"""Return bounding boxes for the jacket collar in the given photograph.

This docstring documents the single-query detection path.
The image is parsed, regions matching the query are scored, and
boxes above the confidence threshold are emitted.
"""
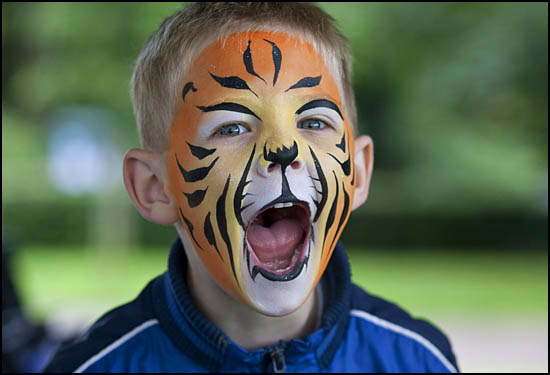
[152,238,352,372]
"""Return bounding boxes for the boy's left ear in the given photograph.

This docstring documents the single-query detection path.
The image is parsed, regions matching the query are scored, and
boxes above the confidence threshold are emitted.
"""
[123,149,180,225]
[351,135,374,211]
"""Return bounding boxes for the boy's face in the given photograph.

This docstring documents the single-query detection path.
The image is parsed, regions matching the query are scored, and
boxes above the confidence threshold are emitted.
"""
[167,31,355,315]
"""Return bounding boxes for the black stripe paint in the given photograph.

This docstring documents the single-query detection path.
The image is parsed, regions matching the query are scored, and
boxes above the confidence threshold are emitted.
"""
[246,242,253,280]
[209,73,257,97]
[296,99,344,120]
[179,208,202,250]
[264,39,281,86]
[252,256,308,282]
[285,76,321,92]
[184,187,208,208]
[204,212,222,261]
[321,172,339,259]
[234,145,257,226]
[216,176,239,288]
[263,141,298,171]
[244,40,266,84]
[328,153,351,176]
[309,147,328,222]
[197,102,261,121]
[336,134,346,152]
[182,82,197,101]
[186,142,216,160]
[176,155,219,183]
[329,180,350,251]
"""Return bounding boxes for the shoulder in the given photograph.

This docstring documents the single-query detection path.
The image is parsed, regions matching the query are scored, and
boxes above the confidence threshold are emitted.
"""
[43,277,163,373]
[345,283,459,373]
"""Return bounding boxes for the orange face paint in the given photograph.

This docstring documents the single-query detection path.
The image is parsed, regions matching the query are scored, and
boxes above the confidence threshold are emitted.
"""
[167,31,355,315]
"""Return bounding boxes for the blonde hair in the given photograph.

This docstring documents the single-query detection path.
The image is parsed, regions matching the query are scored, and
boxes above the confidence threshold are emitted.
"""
[131,2,357,152]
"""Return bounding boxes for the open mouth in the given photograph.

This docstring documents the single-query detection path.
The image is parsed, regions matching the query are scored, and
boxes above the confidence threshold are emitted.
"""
[245,201,310,282]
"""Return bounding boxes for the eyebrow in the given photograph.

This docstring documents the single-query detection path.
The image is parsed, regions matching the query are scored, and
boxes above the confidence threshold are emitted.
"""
[196,102,262,121]
[295,99,344,120]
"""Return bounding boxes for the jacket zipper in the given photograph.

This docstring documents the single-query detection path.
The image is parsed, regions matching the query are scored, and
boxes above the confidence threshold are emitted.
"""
[264,345,287,373]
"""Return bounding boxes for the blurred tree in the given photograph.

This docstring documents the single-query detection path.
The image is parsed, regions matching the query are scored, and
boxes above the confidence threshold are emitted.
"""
[324,2,548,214]
[2,2,548,247]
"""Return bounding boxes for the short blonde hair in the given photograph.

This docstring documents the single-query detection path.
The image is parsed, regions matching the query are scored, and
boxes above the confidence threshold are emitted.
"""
[131,2,357,152]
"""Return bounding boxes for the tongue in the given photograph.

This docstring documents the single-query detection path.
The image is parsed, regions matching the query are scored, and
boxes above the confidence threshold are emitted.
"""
[247,218,304,266]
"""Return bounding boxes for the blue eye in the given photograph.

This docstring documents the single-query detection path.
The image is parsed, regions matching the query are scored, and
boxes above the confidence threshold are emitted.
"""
[218,123,248,136]
[298,119,326,130]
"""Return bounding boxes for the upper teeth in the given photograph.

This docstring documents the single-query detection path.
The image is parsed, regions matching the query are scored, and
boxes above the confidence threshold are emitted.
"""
[274,202,294,209]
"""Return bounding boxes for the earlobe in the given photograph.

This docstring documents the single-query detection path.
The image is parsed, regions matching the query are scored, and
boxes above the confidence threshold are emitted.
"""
[123,148,179,225]
[351,135,374,211]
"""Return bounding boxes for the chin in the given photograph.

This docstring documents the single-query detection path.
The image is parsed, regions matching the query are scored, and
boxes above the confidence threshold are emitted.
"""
[239,260,317,317]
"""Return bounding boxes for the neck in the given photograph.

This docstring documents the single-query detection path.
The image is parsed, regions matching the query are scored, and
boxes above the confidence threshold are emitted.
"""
[179,231,320,351]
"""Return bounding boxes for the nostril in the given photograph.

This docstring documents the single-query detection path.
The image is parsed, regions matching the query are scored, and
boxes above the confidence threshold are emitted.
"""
[267,163,278,173]
[290,160,301,170]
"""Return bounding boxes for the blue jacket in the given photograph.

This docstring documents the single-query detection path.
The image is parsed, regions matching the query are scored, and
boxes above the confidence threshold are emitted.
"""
[44,239,459,373]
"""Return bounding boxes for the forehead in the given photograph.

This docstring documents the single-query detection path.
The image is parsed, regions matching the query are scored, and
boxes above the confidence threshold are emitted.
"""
[181,30,342,104]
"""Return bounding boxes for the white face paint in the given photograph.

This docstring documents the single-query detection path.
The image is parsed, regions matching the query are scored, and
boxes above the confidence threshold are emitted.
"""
[239,149,316,315]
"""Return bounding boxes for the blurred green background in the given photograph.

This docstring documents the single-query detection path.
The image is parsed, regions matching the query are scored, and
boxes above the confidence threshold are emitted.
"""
[2,2,548,372]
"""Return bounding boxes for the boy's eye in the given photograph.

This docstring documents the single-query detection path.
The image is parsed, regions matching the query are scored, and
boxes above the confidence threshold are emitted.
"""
[217,123,248,136]
[298,119,327,130]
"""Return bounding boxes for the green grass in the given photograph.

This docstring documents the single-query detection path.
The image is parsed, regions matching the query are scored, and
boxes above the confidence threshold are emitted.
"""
[12,246,169,320]
[346,248,548,318]
[11,245,548,321]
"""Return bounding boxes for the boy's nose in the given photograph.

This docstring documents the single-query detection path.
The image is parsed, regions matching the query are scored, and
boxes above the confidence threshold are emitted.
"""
[258,141,305,177]
[264,158,304,175]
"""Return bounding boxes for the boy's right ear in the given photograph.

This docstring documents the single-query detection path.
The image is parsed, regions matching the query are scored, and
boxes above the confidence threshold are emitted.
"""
[123,148,180,226]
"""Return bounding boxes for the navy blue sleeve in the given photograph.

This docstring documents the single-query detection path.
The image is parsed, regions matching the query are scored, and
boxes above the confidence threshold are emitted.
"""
[350,283,459,372]
[42,277,159,373]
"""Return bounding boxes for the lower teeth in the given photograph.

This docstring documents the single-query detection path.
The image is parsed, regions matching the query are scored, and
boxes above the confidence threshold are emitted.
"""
[264,245,301,272]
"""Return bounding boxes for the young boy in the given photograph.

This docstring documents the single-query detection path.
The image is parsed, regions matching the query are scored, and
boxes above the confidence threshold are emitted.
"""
[44,3,458,373]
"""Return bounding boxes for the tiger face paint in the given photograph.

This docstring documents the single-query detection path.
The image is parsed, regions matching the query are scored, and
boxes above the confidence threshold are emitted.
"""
[167,31,355,316]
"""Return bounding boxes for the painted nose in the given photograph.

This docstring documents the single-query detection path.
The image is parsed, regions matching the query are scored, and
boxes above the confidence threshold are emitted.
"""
[266,159,303,174]
[259,141,304,176]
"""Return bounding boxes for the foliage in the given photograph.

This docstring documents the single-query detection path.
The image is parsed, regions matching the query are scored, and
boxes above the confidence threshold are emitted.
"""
[324,3,548,214]
[2,3,548,247]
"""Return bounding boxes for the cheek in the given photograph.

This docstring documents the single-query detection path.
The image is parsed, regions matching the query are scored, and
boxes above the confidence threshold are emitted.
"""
[168,152,218,206]
[305,134,355,273]
[166,140,259,300]
[166,152,242,295]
